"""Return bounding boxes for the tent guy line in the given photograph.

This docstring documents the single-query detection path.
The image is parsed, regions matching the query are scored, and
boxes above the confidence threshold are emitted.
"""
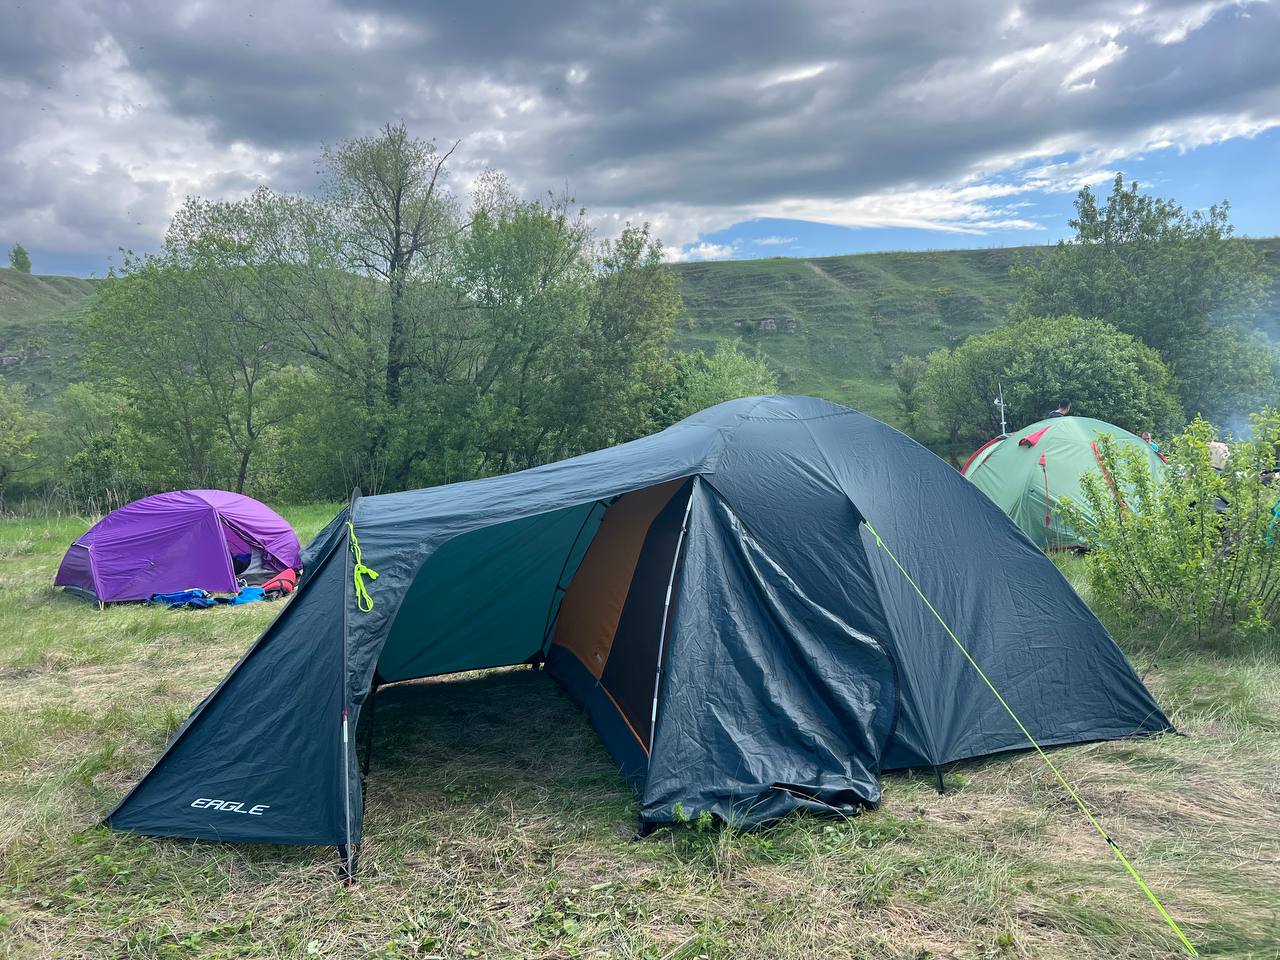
[863,520,1197,956]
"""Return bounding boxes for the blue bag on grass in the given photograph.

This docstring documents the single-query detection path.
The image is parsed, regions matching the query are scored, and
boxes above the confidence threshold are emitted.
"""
[229,586,266,605]
[150,589,217,608]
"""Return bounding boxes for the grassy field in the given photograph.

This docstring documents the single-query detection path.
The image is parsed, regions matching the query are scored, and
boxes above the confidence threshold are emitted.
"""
[1,508,1278,959]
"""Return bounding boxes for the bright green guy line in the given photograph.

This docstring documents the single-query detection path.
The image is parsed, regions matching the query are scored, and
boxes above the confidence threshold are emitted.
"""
[863,521,1198,957]
[346,520,380,613]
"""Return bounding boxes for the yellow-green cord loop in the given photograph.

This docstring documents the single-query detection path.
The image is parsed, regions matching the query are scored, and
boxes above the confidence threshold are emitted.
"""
[864,521,1198,957]
[346,521,379,613]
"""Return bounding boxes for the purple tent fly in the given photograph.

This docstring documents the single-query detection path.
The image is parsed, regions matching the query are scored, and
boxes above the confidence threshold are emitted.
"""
[54,490,301,603]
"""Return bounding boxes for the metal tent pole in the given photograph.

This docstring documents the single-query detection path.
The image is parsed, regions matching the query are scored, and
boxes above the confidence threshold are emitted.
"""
[338,488,361,884]
[646,483,696,756]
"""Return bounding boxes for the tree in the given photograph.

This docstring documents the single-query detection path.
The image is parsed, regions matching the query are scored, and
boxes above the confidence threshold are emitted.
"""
[70,125,689,499]
[658,342,778,425]
[165,188,391,491]
[565,223,683,451]
[1011,173,1273,419]
[83,248,291,493]
[918,347,972,448]
[165,125,468,491]
[0,377,37,498]
[1173,328,1278,432]
[434,203,679,481]
[1066,412,1280,637]
[8,243,31,273]
[435,189,595,479]
[49,384,153,512]
[890,354,928,435]
[917,315,1182,446]
[322,122,461,407]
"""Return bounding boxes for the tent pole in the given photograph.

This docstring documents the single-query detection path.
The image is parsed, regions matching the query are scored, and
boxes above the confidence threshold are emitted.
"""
[362,680,381,781]
[339,487,361,885]
[933,765,945,794]
[538,499,607,659]
[647,484,696,756]
[340,709,355,883]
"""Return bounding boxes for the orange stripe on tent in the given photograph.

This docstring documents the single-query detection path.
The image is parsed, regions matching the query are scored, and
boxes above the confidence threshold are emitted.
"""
[551,479,684,679]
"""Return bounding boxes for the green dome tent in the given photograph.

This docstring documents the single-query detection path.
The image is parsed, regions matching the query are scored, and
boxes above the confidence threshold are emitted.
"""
[961,416,1166,549]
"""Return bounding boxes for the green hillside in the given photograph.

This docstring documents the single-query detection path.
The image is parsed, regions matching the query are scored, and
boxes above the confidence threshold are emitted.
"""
[671,247,1031,418]
[674,237,1280,422]
[0,269,97,405]
[4,237,1279,421]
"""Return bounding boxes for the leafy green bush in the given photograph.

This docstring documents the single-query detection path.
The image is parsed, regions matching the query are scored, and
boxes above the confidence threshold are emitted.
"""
[1067,411,1280,639]
[916,314,1182,447]
[655,342,779,424]
[0,376,37,502]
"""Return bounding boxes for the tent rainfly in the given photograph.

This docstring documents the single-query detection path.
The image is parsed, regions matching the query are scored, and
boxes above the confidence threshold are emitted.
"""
[54,490,301,603]
[105,397,1171,875]
[961,416,1167,549]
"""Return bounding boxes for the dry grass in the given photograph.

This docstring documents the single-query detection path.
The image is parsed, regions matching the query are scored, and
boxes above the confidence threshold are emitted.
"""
[0,516,1277,958]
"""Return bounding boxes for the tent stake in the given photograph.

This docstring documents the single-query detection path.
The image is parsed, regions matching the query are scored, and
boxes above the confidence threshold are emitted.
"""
[337,844,357,885]
[933,765,945,794]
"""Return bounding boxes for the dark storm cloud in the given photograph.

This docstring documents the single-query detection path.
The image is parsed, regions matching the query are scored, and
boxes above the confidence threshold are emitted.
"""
[2,0,1278,264]
[0,1,104,82]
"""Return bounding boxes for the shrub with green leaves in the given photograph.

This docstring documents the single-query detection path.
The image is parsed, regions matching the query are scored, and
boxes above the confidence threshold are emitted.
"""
[915,314,1182,447]
[1067,411,1280,639]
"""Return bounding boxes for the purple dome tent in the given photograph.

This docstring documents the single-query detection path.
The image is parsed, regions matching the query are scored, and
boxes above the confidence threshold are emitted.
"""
[54,490,301,603]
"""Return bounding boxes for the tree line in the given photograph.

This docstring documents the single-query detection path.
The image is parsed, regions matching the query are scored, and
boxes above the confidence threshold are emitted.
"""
[0,124,775,509]
[895,174,1277,447]
[1,152,1276,510]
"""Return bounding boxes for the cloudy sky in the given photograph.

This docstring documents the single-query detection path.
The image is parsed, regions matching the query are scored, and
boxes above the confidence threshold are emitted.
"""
[3,0,1279,276]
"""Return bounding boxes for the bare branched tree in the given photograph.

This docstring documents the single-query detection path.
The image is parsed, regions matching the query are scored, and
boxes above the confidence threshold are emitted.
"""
[322,122,462,404]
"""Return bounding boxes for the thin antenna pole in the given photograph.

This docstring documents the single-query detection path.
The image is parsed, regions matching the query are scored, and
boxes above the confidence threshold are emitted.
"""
[995,382,1008,436]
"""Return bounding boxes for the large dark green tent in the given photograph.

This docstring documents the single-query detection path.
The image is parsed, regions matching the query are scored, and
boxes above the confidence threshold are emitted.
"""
[106,397,1171,872]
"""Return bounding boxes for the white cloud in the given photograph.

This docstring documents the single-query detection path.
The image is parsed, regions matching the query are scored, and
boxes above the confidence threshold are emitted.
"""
[0,31,285,258]
[753,235,798,246]
[1062,40,1128,92]
[759,62,833,88]
[664,241,738,263]
[1144,0,1258,44]
[1,0,1277,269]
[755,184,1043,234]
